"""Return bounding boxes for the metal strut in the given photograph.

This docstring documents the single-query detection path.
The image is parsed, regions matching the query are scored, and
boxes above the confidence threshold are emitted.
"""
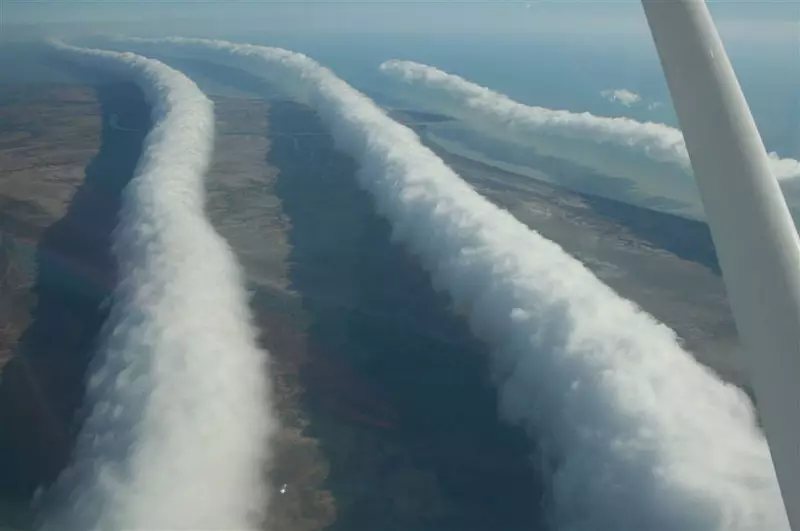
[641,1,800,528]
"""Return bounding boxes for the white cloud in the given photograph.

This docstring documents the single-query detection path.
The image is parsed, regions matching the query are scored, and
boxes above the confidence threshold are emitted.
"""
[378,60,800,220]
[40,41,274,531]
[111,37,789,530]
[379,60,800,182]
[601,88,642,107]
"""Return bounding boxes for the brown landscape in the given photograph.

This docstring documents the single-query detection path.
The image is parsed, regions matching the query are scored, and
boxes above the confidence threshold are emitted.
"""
[0,81,149,528]
[0,84,102,369]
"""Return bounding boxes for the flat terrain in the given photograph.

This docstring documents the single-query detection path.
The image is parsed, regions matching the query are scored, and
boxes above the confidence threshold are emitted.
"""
[0,80,148,527]
[204,96,338,531]
[0,84,102,367]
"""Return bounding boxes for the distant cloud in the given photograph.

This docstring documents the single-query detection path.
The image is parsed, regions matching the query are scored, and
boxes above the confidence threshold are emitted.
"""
[601,88,642,107]
[602,90,663,112]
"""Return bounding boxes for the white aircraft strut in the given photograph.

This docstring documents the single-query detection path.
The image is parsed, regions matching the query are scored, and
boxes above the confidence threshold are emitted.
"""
[642,1,800,528]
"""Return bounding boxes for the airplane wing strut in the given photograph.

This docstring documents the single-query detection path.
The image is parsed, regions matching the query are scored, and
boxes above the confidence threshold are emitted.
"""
[642,1,800,528]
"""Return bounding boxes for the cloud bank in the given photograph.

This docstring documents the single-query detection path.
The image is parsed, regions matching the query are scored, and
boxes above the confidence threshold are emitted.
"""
[40,41,273,531]
[114,37,788,530]
[379,60,800,219]
[380,59,800,180]
[601,88,642,107]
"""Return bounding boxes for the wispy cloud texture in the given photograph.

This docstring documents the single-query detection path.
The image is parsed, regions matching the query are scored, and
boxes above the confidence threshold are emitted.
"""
[39,41,273,531]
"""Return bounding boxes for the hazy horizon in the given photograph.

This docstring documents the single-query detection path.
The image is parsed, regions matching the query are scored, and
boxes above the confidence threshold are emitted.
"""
[3,0,798,44]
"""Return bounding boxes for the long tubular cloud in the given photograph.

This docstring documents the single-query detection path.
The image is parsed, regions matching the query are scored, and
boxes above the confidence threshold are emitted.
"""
[116,37,789,530]
[378,59,800,221]
[379,60,800,181]
[40,41,273,531]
